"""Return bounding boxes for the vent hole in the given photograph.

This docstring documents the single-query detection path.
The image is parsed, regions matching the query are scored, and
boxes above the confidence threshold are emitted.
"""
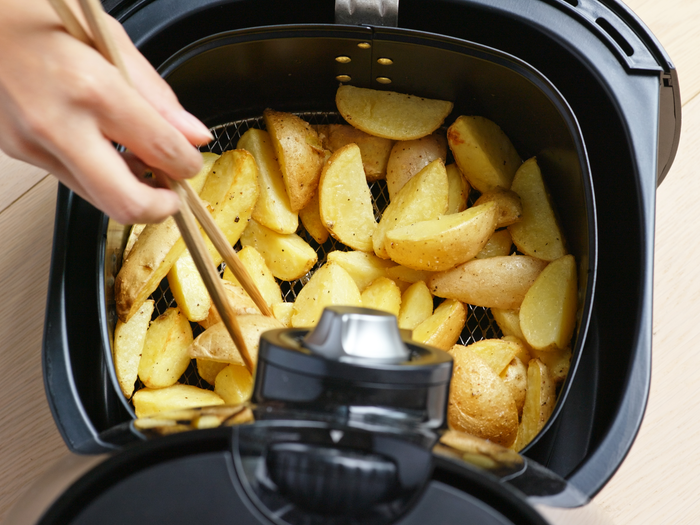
[596,17,634,56]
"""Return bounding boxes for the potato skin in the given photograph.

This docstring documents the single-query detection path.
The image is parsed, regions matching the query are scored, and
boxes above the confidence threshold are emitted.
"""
[386,133,447,199]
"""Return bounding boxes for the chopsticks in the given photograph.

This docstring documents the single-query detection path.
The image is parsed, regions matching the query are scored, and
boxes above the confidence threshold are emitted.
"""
[50,0,272,373]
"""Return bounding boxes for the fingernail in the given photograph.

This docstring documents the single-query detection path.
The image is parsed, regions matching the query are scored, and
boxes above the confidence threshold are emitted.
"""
[178,110,214,142]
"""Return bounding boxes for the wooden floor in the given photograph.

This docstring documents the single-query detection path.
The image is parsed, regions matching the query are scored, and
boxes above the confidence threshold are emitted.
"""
[0,0,698,521]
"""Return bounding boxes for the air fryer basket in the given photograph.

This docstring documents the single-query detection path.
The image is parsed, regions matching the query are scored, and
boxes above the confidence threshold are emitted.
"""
[43,0,680,501]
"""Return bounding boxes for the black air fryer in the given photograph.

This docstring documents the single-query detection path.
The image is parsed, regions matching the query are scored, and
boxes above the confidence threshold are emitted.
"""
[29,0,680,523]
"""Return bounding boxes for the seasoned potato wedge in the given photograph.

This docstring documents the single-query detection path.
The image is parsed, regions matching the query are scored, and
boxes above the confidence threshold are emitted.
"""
[122,223,146,263]
[514,359,557,451]
[508,157,567,261]
[240,219,317,281]
[398,280,433,330]
[113,299,154,397]
[492,308,525,340]
[520,254,577,351]
[317,124,394,181]
[327,250,396,292]
[373,158,449,259]
[133,384,224,418]
[474,187,522,228]
[272,302,295,327]
[298,191,329,244]
[447,115,522,193]
[386,265,434,284]
[319,144,377,252]
[138,308,193,389]
[475,229,513,259]
[530,347,572,383]
[467,338,521,376]
[223,246,283,308]
[167,252,211,322]
[361,277,402,317]
[199,280,260,330]
[189,315,284,365]
[263,109,325,211]
[336,85,453,141]
[413,299,466,351]
[448,344,519,447]
[446,163,470,214]
[291,262,362,327]
[386,133,447,199]
[500,357,528,417]
[238,128,298,234]
[428,255,548,309]
[501,335,532,364]
[385,201,498,271]
[215,364,253,405]
[197,358,228,386]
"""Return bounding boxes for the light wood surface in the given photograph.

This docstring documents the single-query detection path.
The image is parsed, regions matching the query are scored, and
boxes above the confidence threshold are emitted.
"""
[0,0,697,521]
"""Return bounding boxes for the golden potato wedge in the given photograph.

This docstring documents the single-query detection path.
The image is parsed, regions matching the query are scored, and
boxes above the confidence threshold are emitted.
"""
[530,347,572,383]
[189,315,284,365]
[361,277,402,317]
[475,229,513,259]
[263,109,325,211]
[386,133,447,199]
[413,299,466,351]
[501,335,532,364]
[167,252,211,322]
[514,359,557,451]
[298,191,329,244]
[291,261,362,327]
[317,124,394,181]
[319,144,377,252]
[398,280,433,330]
[336,85,453,141]
[133,384,224,418]
[272,302,295,327]
[474,187,522,228]
[326,250,396,291]
[519,254,577,351]
[138,308,193,389]
[508,157,567,261]
[447,115,522,193]
[240,219,317,281]
[373,158,449,259]
[428,255,548,309]
[386,265,434,284]
[448,344,519,447]
[199,280,260,330]
[385,201,498,271]
[197,358,228,386]
[500,357,528,417]
[122,223,146,263]
[113,299,154,397]
[491,308,525,340]
[446,163,470,214]
[215,364,253,405]
[238,128,298,234]
[223,245,283,308]
[467,338,521,376]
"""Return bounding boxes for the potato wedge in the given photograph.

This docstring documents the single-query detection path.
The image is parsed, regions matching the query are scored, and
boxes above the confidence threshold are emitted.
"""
[474,187,522,228]
[122,223,146,263]
[215,364,253,405]
[298,191,329,244]
[519,254,577,350]
[197,358,228,386]
[263,109,325,211]
[319,144,377,252]
[291,261,362,327]
[398,281,433,330]
[336,85,453,141]
[446,163,470,214]
[514,359,557,451]
[467,338,520,376]
[113,299,154,397]
[223,245,283,308]
[530,347,572,383]
[133,384,224,418]
[501,335,532,364]
[189,315,284,365]
[447,115,522,193]
[199,280,260,330]
[385,201,498,271]
[138,308,193,389]
[361,277,402,317]
[386,265,434,284]
[272,302,295,327]
[240,219,317,281]
[500,357,528,417]
[491,308,525,340]
[413,299,466,351]
[238,128,298,234]
[508,157,567,261]
[317,124,394,181]
[475,229,513,259]
[448,344,519,447]
[326,250,396,291]
[386,133,447,199]
[373,158,449,259]
[428,255,548,309]
[167,252,211,322]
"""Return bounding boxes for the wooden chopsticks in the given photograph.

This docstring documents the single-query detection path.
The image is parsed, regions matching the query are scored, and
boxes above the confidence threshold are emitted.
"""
[50,0,272,373]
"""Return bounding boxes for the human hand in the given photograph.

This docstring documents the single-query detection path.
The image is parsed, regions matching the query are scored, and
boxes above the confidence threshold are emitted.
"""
[0,0,212,223]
